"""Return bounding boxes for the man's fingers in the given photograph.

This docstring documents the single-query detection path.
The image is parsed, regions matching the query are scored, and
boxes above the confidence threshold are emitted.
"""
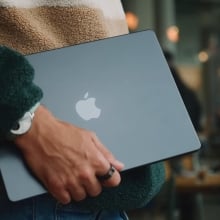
[51,190,71,205]
[96,163,122,187]
[82,175,102,197]
[44,179,71,204]
[92,133,124,171]
[90,133,124,187]
[67,184,87,201]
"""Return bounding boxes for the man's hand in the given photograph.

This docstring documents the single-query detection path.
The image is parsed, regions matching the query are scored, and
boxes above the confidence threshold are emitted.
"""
[14,105,124,204]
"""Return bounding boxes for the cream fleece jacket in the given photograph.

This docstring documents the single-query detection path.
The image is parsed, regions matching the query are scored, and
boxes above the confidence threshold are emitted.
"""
[0,0,129,54]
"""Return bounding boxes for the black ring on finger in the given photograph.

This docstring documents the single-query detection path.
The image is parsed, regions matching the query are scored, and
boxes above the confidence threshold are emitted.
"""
[97,164,116,182]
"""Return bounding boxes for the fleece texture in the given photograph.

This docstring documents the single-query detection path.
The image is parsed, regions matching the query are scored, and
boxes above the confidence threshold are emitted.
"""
[0,0,165,210]
[0,0,129,54]
[0,46,43,138]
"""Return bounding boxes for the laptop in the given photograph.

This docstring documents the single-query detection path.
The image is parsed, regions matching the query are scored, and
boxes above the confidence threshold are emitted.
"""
[0,30,201,202]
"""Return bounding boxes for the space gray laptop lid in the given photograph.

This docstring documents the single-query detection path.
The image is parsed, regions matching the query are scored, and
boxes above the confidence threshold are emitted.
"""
[0,30,201,201]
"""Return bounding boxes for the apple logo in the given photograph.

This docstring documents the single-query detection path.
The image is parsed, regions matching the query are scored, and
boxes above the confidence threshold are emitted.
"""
[75,92,101,120]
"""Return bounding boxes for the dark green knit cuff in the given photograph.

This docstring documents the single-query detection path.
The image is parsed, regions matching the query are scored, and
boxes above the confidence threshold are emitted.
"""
[0,46,43,139]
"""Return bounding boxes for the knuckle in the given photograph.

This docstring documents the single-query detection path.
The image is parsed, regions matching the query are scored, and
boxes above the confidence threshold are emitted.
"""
[46,176,64,190]
[94,157,107,170]
[51,182,65,194]
[65,178,75,189]
[82,130,93,142]
[84,130,96,139]
[78,169,92,182]
[89,131,96,137]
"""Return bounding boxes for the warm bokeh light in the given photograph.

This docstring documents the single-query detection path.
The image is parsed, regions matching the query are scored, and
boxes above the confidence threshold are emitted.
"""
[198,51,209,63]
[125,11,139,31]
[166,25,179,43]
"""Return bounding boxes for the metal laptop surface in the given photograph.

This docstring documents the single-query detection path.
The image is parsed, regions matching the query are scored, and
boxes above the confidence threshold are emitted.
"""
[0,30,201,201]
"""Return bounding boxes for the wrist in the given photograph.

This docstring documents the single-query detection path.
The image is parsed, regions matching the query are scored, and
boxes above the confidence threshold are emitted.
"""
[14,105,56,151]
[7,102,40,141]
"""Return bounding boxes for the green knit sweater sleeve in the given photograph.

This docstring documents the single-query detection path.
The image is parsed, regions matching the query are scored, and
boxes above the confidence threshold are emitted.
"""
[0,46,43,139]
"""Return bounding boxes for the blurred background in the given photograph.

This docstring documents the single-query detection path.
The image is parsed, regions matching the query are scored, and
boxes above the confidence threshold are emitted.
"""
[121,0,220,220]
